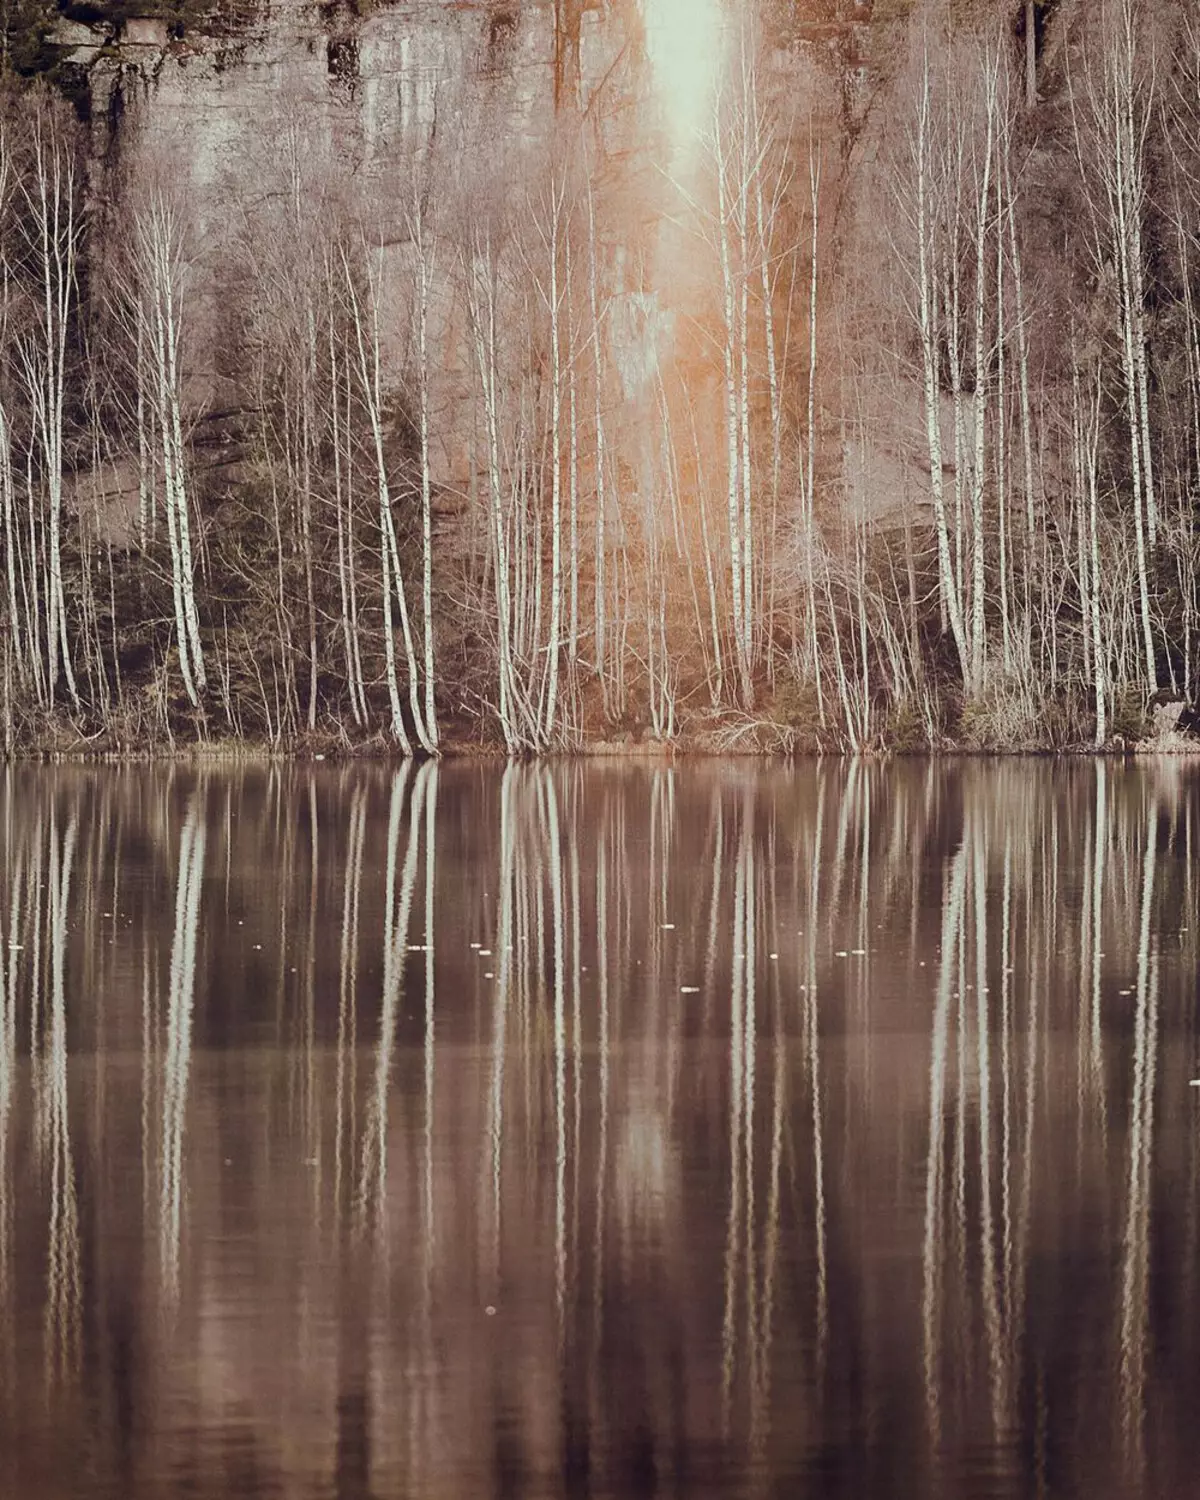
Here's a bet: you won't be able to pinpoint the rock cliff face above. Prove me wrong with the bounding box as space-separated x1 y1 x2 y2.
58 3 646 492
86 3 584 383
62 0 857 493
47 0 886 681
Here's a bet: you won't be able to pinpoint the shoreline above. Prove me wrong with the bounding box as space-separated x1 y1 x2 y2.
4 733 1199 766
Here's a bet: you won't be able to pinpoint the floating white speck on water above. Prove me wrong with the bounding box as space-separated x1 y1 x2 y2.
1191 1079 1200 1087
661 923 675 930
470 943 480 950
478 949 492 956
484 972 494 979
681 986 700 994
769 953 778 960
485 1305 497 1316
852 949 866 956
408 945 429 952
836 951 849 958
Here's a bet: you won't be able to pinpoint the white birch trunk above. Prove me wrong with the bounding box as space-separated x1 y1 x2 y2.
714 90 749 705
914 55 972 689
409 190 440 752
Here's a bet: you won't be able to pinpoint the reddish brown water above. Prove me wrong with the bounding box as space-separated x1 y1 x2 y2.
0 759 1197 1499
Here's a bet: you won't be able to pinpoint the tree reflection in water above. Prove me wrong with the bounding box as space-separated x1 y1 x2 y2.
0 760 1195 1498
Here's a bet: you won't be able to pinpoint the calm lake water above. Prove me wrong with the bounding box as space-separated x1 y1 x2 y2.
0 759 1197 1499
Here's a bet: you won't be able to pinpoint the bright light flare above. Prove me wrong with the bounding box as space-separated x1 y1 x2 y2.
643 0 724 141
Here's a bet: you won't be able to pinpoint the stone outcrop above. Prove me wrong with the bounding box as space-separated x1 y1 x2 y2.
51 1 866 519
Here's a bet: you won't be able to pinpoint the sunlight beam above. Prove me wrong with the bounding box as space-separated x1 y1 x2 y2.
643 0 724 141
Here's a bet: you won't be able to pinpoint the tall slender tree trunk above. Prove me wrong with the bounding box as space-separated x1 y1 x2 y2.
411 194 440 752
586 182 609 705
914 53 972 689
542 178 564 743
969 52 997 687
715 90 751 706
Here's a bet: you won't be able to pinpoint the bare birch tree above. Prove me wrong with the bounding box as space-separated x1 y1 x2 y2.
18 95 83 710
123 187 207 709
